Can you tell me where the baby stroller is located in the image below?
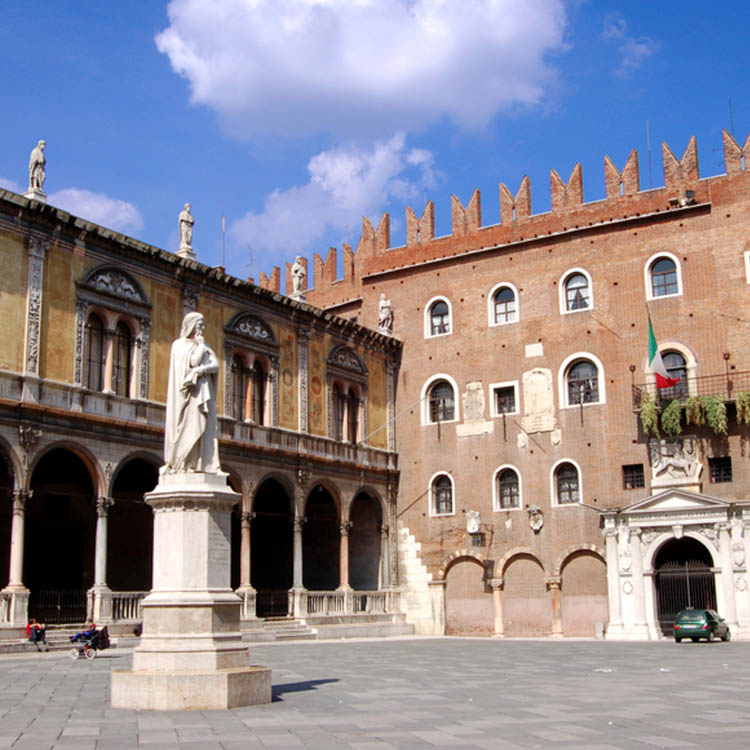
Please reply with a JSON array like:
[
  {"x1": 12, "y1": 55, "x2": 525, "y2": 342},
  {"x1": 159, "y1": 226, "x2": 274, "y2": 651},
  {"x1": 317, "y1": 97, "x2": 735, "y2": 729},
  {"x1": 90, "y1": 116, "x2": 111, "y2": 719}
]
[{"x1": 69, "y1": 625, "x2": 110, "y2": 660}]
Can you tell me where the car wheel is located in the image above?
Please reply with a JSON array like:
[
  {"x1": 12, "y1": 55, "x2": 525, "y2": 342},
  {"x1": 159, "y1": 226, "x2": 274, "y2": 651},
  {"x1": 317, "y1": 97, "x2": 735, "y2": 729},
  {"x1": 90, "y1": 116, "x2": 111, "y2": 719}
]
[
  {"x1": 691, "y1": 637, "x2": 699, "y2": 643},
  {"x1": 707, "y1": 630, "x2": 716, "y2": 642},
  {"x1": 675, "y1": 637, "x2": 682, "y2": 643},
  {"x1": 722, "y1": 629, "x2": 731, "y2": 642}
]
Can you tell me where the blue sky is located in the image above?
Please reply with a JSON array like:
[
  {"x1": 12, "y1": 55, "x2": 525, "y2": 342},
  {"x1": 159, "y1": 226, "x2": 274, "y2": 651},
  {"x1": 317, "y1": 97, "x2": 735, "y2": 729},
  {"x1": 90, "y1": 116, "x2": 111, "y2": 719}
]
[{"x1": 1, "y1": 1, "x2": 748, "y2": 283}]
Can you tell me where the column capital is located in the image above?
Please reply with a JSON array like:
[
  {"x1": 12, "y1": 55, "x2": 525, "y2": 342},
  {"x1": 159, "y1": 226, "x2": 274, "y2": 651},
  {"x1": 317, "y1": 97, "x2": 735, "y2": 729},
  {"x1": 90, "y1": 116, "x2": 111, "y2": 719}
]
[
  {"x1": 97, "y1": 497, "x2": 114, "y2": 516},
  {"x1": 339, "y1": 521, "x2": 352, "y2": 535},
  {"x1": 12, "y1": 489, "x2": 31, "y2": 513},
  {"x1": 241, "y1": 511, "x2": 255, "y2": 525},
  {"x1": 489, "y1": 577, "x2": 504, "y2": 590},
  {"x1": 545, "y1": 577, "x2": 561, "y2": 591},
  {"x1": 379, "y1": 525, "x2": 389, "y2": 537},
  {"x1": 293, "y1": 516, "x2": 305, "y2": 532}
]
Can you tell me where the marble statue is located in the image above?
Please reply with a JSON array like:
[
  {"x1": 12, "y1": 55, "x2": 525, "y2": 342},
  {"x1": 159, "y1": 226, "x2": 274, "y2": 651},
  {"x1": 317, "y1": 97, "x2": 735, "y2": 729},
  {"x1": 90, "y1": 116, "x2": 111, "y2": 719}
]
[
  {"x1": 28, "y1": 140, "x2": 46, "y2": 191},
  {"x1": 178, "y1": 203, "x2": 194, "y2": 254},
  {"x1": 291, "y1": 256, "x2": 306, "y2": 297},
  {"x1": 163, "y1": 312, "x2": 220, "y2": 474},
  {"x1": 378, "y1": 293, "x2": 393, "y2": 334}
]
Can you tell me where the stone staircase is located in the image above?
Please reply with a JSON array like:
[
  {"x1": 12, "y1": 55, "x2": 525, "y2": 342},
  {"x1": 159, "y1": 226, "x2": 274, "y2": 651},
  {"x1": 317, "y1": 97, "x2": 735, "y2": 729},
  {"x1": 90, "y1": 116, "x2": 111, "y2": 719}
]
[
  {"x1": 0, "y1": 625, "x2": 91, "y2": 654},
  {"x1": 242, "y1": 618, "x2": 318, "y2": 642}
]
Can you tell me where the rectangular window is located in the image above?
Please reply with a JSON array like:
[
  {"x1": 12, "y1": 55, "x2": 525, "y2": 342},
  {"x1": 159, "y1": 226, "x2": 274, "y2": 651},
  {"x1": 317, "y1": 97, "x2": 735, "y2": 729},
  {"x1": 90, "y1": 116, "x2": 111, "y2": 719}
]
[
  {"x1": 709, "y1": 457, "x2": 732, "y2": 483},
  {"x1": 490, "y1": 382, "x2": 519, "y2": 416},
  {"x1": 622, "y1": 464, "x2": 645, "y2": 490}
]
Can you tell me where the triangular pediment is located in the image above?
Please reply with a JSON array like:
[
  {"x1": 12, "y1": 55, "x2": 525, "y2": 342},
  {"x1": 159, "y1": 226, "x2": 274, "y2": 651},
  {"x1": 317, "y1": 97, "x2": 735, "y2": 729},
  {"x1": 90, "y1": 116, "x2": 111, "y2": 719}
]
[{"x1": 622, "y1": 489, "x2": 732, "y2": 516}]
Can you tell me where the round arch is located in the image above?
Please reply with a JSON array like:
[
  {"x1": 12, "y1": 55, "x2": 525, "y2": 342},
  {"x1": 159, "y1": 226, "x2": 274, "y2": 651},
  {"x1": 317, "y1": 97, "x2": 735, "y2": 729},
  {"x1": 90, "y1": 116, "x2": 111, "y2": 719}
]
[
  {"x1": 424, "y1": 295, "x2": 453, "y2": 338},
  {"x1": 487, "y1": 281, "x2": 520, "y2": 327},
  {"x1": 558, "y1": 267, "x2": 594, "y2": 314},
  {"x1": 303, "y1": 484, "x2": 340, "y2": 591},
  {"x1": 553, "y1": 544, "x2": 606, "y2": 577},
  {"x1": 557, "y1": 351, "x2": 606, "y2": 408},
  {"x1": 348, "y1": 491, "x2": 383, "y2": 590},
  {"x1": 26, "y1": 441, "x2": 104, "y2": 496},
  {"x1": 443, "y1": 554, "x2": 494, "y2": 635},
  {"x1": 644, "y1": 251, "x2": 683, "y2": 300},
  {"x1": 420, "y1": 373, "x2": 460, "y2": 425}
]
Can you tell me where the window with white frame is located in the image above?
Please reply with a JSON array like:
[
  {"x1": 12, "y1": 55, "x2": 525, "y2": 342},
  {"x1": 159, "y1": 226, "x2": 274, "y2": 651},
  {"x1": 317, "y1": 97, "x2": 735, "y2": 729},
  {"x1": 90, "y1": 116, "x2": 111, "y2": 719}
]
[
  {"x1": 425, "y1": 297, "x2": 452, "y2": 338},
  {"x1": 561, "y1": 270, "x2": 592, "y2": 313},
  {"x1": 494, "y1": 467, "x2": 521, "y2": 510},
  {"x1": 76, "y1": 266, "x2": 150, "y2": 398},
  {"x1": 553, "y1": 461, "x2": 581, "y2": 505},
  {"x1": 431, "y1": 473, "x2": 454, "y2": 515},
  {"x1": 428, "y1": 380, "x2": 455, "y2": 422},
  {"x1": 559, "y1": 352, "x2": 605, "y2": 408},
  {"x1": 645, "y1": 253, "x2": 682, "y2": 299},
  {"x1": 488, "y1": 283, "x2": 518, "y2": 326},
  {"x1": 490, "y1": 381, "x2": 519, "y2": 416}
]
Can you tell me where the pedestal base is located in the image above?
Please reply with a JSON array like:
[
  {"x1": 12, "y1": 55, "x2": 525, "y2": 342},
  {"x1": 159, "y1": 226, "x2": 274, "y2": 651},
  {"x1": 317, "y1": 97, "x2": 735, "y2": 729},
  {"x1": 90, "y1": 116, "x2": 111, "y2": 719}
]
[
  {"x1": 24, "y1": 188, "x2": 47, "y2": 203},
  {"x1": 111, "y1": 666, "x2": 271, "y2": 710}
]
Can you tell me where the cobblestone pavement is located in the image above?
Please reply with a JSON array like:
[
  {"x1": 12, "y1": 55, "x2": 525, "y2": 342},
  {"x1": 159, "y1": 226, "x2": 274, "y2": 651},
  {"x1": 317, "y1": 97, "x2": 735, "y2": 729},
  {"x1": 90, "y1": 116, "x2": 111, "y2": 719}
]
[{"x1": 0, "y1": 636, "x2": 747, "y2": 749}]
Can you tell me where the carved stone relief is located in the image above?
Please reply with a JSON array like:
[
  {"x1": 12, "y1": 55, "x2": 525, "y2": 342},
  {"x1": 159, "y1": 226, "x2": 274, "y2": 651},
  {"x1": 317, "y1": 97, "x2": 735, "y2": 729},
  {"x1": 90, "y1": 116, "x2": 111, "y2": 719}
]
[
  {"x1": 521, "y1": 368, "x2": 556, "y2": 434},
  {"x1": 649, "y1": 437, "x2": 702, "y2": 490},
  {"x1": 457, "y1": 381, "x2": 493, "y2": 437},
  {"x1": 24, "y1": 237, "x2": 48, "y2": 376}
]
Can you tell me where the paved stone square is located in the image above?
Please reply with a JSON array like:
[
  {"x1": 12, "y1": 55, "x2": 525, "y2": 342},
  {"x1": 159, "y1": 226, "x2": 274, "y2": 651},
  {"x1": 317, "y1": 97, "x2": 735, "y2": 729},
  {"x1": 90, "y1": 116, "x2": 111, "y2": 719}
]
[{"x1": 0, "y1": 636, "x2": 747, "y2": 749}]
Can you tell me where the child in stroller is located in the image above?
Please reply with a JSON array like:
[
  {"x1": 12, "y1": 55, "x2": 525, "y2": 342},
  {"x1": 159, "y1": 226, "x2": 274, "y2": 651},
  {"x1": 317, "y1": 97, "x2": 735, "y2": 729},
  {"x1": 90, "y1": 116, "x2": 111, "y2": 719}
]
[{"x1": 69, "y1": 624, "x2": 110, "y2": 660}]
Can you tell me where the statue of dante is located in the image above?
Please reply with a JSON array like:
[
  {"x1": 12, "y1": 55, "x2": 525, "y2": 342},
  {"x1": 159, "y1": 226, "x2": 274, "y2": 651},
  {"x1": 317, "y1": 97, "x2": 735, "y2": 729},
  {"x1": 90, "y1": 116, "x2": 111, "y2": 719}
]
[
  {"x1": 28, "y1": 140, "x2": 46, "y2": 191},
  {"x1": 291, "y1": 256, "x2": 306, "y2": 295},
  {"x1": 179, "y1": 203, "x2": 194, "y2": 251},
  {"x1": 163, "y1": 312, "x2": 220, "y2": 474}
]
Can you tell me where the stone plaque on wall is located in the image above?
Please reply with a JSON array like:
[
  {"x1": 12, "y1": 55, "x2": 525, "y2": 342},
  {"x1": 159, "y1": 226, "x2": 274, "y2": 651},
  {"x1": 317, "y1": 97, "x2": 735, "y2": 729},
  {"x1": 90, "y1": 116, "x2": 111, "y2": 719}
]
[
  {"x1": 457, "y1": 381, "x2": 493, "y2": 437},
  {"x1": 521, "y1": 368, "x2": 556, "y2": 433},
  {"x1": 649, "y1": 437, "x2": 702, "y2": 491}
]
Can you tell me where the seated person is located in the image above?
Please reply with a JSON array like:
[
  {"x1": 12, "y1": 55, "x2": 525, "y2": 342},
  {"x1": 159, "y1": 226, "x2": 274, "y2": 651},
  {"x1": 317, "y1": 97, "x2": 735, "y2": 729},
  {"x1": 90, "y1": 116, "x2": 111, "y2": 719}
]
[{"x1": 27, "y1": 619, "x2": 49, "y2": 652}]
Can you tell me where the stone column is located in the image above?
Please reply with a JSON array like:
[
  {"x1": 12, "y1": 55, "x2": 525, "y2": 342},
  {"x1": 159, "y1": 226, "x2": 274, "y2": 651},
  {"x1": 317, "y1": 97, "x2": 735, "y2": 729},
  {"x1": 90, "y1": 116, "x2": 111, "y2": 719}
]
[
  {"x1": 717, "y1": 522, "x2": 738, "y2": 626},
  {"x1": 236, "y1": 512, "x2": 256, "y2": 619},
  {"x1": 111, "y1": 472, "x2": 271, "y2": 710},
  {"x1": 1, "y1": 490, "x2": 31, "y2": 626},
  {"x1": 102, "y1": 330, "x2": 115, "y2": 393},
  {"x1": 629, "y1": 527, "x2": 648, "y2": 636},
  {"x1": 90, "y1": 497, "x2": 113, "y2": 623},
  {"x1": 490, "y1": 578, "x2": 505, "y2": 637},
  {"x1": 338, "y1": 522, "x2": 351, "y2": 591},
  {"x1": 546, "y1": 577, "x2": 563, "y2": 636},
  {"x1": 269, "y1": 354, "x2": 279, "y2": 427},
  {"x1": 603, "y1": 525, "x2": 623, "y2": 637},
  {"x1": 380, "y1": 525, "x2": 390, "y2": 588},
  {"x1": 290, "y1": 515, "x2": 306, "y2": 618}
]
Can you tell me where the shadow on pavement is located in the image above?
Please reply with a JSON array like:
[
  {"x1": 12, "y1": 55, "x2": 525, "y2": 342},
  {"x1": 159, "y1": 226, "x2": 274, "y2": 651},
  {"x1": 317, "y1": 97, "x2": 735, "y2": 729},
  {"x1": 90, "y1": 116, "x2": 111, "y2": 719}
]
[{"x1": 272, "y1": 678, "x2": 339, "y2": 702}]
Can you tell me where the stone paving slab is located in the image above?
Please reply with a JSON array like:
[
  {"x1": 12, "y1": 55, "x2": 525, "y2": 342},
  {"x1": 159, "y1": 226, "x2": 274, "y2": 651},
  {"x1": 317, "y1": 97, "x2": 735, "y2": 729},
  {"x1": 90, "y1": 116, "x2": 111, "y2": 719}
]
[{"x1": 0, "y1": 637, "x2": 747, "y2": 748}]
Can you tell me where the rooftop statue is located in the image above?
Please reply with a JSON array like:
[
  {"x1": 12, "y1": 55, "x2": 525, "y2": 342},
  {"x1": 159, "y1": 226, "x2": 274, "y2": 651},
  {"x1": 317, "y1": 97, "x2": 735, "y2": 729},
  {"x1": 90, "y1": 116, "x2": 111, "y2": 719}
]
[
  {"x1": 178, "y1": 203, "x2": 195, "y2": 258},
  {"x1": 28, "y1": 140, "x2": 46, "y2": 191}
]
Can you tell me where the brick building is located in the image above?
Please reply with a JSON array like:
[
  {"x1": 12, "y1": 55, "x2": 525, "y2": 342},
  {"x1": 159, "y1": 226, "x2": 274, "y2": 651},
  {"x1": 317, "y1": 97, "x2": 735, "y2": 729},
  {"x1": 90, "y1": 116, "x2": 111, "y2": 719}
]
[{"x1": 260, "y1": 129, "x2": 750, "y2": 639}]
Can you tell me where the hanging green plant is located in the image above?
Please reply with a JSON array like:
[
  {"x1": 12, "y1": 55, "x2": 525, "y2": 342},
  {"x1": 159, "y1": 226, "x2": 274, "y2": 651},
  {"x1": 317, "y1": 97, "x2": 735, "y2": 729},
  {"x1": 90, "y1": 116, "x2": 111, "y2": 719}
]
[
  {"x1": 685, "y1": 396, "x2": 704, "y2": 426},
  {"x1": 661, "y1": 399, "x2": 682, "y2": 436},
  {"x1": 701, "y1": 394, "x2": 728, "y2": 435},
  {"x1": 640, "y1": 393, "x2": 660, "y2": 437},
  {"x1": 736, "y1": 390, "x2": 750, "y2": 425}
]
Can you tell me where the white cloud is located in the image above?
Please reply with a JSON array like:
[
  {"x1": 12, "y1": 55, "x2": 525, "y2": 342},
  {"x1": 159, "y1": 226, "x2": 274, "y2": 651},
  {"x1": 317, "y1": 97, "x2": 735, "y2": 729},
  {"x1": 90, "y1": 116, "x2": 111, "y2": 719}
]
[
  {"x1": 231, "y1": 133, "x2": 437, "y2": 257},
  {"x1": 48, "y1": 189, "x2": 144, "y2": 234},
  {"x1": 156, "y1": 0, "x2": 567, "y2": 139},
  {"x1": 0, "y1": 177, "x2": 23, "y2": 193},
  {"x1": 602, "y1": 17, "x2": 657, "y2": 77}
]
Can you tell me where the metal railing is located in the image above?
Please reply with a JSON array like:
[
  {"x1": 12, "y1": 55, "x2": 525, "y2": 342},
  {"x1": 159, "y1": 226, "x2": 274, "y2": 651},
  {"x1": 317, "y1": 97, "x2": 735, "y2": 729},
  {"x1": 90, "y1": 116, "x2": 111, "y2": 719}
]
[{"x1": 632, "y1": 369, "x2": 750, "y2": 410}]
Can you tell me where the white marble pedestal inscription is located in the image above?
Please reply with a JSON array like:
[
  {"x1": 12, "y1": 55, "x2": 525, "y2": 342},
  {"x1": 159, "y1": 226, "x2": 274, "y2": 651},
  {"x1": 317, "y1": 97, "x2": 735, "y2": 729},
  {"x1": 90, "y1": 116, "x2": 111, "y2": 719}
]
[{"x1": 110, "y1": 473, "x2": 271, "y2": 710}]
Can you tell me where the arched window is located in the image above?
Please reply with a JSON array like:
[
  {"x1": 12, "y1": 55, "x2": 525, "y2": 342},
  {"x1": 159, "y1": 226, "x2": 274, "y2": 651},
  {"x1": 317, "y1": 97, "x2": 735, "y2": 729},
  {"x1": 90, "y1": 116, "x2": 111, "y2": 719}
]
[
  {"x1": 566, "y1": 360, "x2": 599, "y2": 404},
  {"x1": 251, "y1": 362, "x2": 265, "y2": 425},
  {"x1": 332, "y1": 383, "x2": 345, "y2": 441},
  {"x1": 564, "y1": 273, "x2": 590, "y2": 311},
  {"x1": 428, "y1": 299, "x2": 451, "y2": 336},
  {"x1": 347, "y1": 387, "x2": 359, "y2": 443},
  {"x1": 112, "y1": 321, "x2": 132, "y2": 397},
  {"x1": 493, "y1": 287, "x2": 517, "y2": 324},
  {"x1": 432, "y1": 474, "x2": 453, "y2": 515},
  {"x1": 231, "y1": 354, "x2": 249, "y2": 421},
  {"x1": 555, "y1": 462, "x2": 580, "y2": 505},
  {"x1": 428, "y1": 380, "x2": 455, "y2": 422},
  {"x1": 496, "y1": 468, "x2": 520, "y2": 510},
  {"x1": 85, "y1": 313, "x2": 106, "y2": 391},
  {"x1": 650, "y1": 257, "x2": 678, "y2": 297},
  {"x1": 661, "y1": 351, "x2": 688, "y2": 399}
]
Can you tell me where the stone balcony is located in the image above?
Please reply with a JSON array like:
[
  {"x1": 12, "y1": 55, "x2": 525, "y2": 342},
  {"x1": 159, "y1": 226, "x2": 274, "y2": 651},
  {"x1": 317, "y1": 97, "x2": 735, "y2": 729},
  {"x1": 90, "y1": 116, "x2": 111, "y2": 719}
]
[{"x1": 0, "y1": 371, "x2": 397, "y2": 471}]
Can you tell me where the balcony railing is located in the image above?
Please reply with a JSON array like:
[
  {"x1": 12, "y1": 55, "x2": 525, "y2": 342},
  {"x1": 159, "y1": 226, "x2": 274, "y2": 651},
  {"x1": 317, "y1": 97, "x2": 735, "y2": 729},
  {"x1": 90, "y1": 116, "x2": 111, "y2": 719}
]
[
  {"x1": 1, "y1": 371, "x2": 396, "y2": 471},
  {"x1": 632, "y1": 370, "x2": 750, "y2": 410}
]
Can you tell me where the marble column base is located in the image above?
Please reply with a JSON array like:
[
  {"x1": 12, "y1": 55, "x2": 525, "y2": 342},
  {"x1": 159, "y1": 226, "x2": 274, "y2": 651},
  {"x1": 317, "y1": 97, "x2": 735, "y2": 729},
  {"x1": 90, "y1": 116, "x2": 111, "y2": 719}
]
[{"x1": 0, "y1": 585, "x2": 29, "y2": 626}]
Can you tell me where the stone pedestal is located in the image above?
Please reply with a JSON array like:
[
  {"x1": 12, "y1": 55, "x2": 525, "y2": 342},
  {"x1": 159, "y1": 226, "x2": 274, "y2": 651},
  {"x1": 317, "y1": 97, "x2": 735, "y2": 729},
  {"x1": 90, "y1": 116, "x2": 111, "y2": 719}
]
[
  {"x1": 23, "y1": 188, "x2": 47, "y2": 203},
  {"x1": 111, "y1": 472, "x2": 271, "y2": 710}
]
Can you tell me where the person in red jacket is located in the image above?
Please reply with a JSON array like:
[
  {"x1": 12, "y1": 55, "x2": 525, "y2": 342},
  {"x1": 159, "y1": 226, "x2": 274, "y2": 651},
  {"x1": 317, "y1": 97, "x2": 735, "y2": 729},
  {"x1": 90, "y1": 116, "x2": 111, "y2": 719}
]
[{"x1": 27, "y1": 619, "x2": 49, "y2": 652}]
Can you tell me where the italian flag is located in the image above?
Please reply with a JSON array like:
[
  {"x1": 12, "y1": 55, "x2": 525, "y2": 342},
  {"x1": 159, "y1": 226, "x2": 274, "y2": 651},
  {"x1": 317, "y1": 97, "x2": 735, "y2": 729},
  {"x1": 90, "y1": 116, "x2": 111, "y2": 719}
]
[{"x1": 648, "y1": 316, "x2": 679, "y2": 388}]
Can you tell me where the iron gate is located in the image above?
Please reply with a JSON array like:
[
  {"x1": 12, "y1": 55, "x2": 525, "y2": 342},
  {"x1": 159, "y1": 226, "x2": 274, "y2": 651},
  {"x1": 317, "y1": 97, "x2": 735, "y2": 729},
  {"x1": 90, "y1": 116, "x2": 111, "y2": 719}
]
[
  {"x1": 28, "y1": 589, "x2": 88, "y2": 625},
  {"x1": 256, "y1": 590, "x2": 290, "y2": 618},
  {"x1": 656, "y1": 561, "x2": 715, "y2": 635}
]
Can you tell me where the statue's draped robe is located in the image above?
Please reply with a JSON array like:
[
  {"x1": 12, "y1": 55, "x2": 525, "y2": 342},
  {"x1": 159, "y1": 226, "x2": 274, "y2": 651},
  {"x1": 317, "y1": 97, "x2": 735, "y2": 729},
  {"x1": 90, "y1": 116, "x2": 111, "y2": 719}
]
[{"x1": 164, "y1": 336, "x2": 220, "y2": 473}]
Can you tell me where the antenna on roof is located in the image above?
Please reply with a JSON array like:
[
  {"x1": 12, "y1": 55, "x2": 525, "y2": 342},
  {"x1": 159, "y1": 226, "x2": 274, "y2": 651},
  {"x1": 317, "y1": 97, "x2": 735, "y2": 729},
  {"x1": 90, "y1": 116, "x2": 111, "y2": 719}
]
[
  {"x1": 221, "y1": 210, "x2": 226, "y2": 269},
  {"x1": 646, "y1": 120, "x2": 653, "y2": 190}
]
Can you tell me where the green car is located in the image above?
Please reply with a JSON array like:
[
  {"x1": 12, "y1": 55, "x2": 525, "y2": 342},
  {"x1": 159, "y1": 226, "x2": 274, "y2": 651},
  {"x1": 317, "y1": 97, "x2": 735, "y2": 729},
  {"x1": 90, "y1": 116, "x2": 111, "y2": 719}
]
[{"x1": 673, "y1": 608, "x2": 731, "y2": 643}]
